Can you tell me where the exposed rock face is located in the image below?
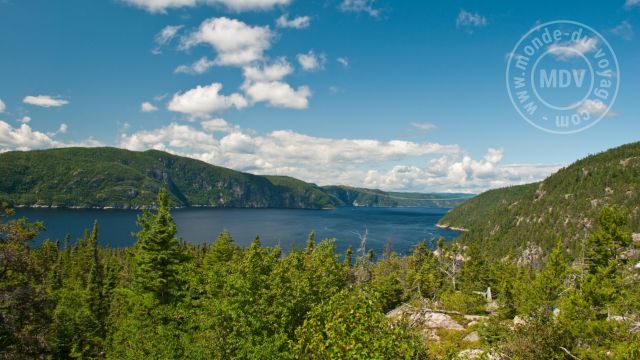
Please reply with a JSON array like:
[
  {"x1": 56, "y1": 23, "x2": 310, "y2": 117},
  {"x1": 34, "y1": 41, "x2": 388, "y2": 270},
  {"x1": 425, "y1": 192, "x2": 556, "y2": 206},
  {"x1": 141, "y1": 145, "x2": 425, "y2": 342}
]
[
  {"x1": 463, "y1": 331, "x2": 480, "y2": 342},
  {"x1": 457, "y1": 349, "x2": 485, "y2": 359},
  {"x1": 386, "y1": 304, "x2": 464, "y2": 330}
]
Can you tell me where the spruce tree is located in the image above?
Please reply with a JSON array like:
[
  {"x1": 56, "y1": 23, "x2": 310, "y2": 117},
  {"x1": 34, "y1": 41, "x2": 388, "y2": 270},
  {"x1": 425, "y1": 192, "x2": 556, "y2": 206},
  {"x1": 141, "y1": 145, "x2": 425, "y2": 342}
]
[{"x1": 133, "y1": 188, "x2": 184, "y2": 304}]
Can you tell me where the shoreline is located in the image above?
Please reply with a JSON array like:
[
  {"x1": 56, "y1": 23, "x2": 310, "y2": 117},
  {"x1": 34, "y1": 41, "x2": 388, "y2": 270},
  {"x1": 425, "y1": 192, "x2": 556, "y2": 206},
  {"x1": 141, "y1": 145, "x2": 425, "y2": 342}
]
[
  {"x1": 10, "y1": 204, "x2": 459, "y2": 211},
  {"x1": 435, "y1": 223, "x2": 469, "y2": 232}
]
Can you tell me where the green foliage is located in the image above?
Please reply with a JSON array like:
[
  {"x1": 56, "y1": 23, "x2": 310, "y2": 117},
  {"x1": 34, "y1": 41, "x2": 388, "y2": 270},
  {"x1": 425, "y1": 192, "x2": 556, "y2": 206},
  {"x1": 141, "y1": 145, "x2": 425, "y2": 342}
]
[
  {"x1": 293, "y1": 289, "x2": 422, "y2": 359},
  {"x1": 0, "y1": 147, "x2": 469, "y2": 209},
  {"x1": 2, "y1": 198, "x2": 639, "y2": 359},
  {"x1": 440, "y1": 141, "x2": 640, "y2": 257},
  {"x1": 132, "y1": 188, "x2": 186, "y2": 304}
]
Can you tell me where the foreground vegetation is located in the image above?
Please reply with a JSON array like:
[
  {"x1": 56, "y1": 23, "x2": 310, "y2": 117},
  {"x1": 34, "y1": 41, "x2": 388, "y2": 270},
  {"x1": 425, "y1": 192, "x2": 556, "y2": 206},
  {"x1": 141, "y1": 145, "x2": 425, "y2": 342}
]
[{"x1": 1, "y1": 189, "x2": 639, "y2": 359}]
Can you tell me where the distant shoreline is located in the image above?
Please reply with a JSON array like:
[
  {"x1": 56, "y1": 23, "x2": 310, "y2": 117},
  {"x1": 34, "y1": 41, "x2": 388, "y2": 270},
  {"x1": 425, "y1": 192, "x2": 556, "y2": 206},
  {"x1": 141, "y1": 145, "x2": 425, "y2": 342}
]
[
  {"x1": 11, "y1": 204, "x2": 460, "y2": 211},
  {"x1": 435, "y1": 223, "x2": 468, "y2": 232}
]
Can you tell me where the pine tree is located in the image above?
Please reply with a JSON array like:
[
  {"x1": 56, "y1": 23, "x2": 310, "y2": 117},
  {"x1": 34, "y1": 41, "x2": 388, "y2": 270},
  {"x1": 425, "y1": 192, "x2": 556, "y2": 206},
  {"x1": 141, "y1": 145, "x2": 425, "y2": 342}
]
[{"x1": 133, "y1": 188, "x2": 185, "y2": 304}]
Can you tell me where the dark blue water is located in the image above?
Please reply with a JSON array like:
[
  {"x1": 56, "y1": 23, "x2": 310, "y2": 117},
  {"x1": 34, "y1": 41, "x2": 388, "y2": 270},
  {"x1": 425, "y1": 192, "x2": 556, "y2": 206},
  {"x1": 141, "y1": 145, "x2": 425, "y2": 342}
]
[{"x1": 13, "y1": 207, "x2": 459, "y2": 256}]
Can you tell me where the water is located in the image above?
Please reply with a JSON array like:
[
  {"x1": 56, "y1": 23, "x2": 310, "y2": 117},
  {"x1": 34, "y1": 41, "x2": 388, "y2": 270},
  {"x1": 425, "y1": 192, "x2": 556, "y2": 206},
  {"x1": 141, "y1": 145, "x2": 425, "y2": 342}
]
[{"x1": 13, "y1": 207, "x2": 460, "y2": 256}]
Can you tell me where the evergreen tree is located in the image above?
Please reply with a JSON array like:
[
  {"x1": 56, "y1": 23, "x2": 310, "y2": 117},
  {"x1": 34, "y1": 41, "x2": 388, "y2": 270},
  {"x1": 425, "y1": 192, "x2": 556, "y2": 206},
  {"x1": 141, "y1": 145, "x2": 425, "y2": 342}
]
[{"x1": 133, "y1": 188, "x2": 185, "y2": 304}]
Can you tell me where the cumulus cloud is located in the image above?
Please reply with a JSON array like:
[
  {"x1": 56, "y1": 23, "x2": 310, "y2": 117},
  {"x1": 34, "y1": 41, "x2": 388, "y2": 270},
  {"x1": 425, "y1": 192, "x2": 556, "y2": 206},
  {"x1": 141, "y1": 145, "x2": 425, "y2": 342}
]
[
  {"x1": 0, "y1": 99, "x2": 5, "y2": 113},
  {"x1": 575, "y1": 99, "x2": 617, "y2": 118},
  {"x1": 47, "y1": 123, "x2": 68, "y2": 136},
  {"x1": 118, "y1": 121, "x2": 559, "y2": 193},
  {"x1": 456, "y1": 10, "x2": 487, "y2": 32},
  {"x1": 201, "y1": 118, "x2": 235, "y2": 133},
  {"x1": 18, "y1": 116, "x2": 31, "y2": 124},
  {"x1": 336, "y1": 57, "x2": 349, "y2": 68},
  {"x1": 141, "y1": 102, "x2": 159, "y2": 112},
  {"x1": 548, "y1": 37, "x2": 598, "y2": 60},
  {"x1": 339, "y1": 0, "x2": 379, "y2": 17},
  {"x1": 239, "y1": 58, "x2": 311, "y2": 109},
  {"x1": 297, "y1": 50, "x2": 326, "y2": 72},
  {"x1": 180, "y1": 17, "x2": 273, "y2": 66},
  {"x1": 276, "y1": 14, "x2": 310, "y2": 29},
  {"x1": 610, "y1": 21, "x2": 633, "y2": 40},
  {"x1": 0, "y1": 120, "x2": 100, "y2": 152},
  {"x1": 242, "y1": 58, "x2": 293, "y2": 82},
  {"x1": 167, "y1": 83, "x2": 248, "y2": 118},
  {"x1": 121, "y1": 0, "x2": 290, "y2": 13},
  {"x1": 242, "y1": 81, "x2": 311, "y2": 109},
  {"x1": 174, "y1": 57, "x2": 216, "y2": 74},
  {"x1": 23, "y1": 95, "x2": 69, "y2": 108}
]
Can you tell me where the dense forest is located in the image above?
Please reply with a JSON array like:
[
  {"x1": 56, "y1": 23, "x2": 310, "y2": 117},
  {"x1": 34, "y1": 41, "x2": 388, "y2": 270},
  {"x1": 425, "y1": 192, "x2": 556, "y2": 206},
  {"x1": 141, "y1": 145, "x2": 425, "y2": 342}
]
[
  {"x1": 439, "y1": 141, "x2": 640, "y2": 257},
  {"x1": 0, "y1": 148, "x2": 470, "y2": 210},
  {"x1": 2, "y1": 188, "x2": 639, "y2": 359}
]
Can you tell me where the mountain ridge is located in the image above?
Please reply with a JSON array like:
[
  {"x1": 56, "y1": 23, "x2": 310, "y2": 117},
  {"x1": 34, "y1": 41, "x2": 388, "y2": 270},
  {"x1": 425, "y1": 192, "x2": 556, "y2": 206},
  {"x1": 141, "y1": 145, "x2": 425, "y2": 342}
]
[
  {"x1": 0, "y1": 147, "x2": 472, "y2": 210},
  {"x1": 439, "y1": 141, "x2": 640, "y2": 256}
]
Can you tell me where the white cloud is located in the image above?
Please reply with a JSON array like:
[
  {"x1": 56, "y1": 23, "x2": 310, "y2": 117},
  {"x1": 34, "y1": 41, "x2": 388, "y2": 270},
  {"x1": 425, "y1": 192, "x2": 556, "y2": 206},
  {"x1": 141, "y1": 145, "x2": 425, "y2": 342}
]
[
  {"x1": 121, "y1": 0, "x2": 290, "y2": 13},
  {"x1": 297, "y1": 50, "x2": 326, "y2": 72},
  {"x1": 339, "y1": 0, "x2": 379, "y2": 17},
  {"x1": 456, "y1": 10, "x2": 487, "y2": 32},
  {"x1": 153, "y1": 25, "x2": 183, "y2": 54},
  {"x1": 47, "y1": 123, "x2": 68, "y2": 137},
  {"x1": 336, "y1": 57, "x2": 349, "y2": 68},
  {"x1": 174, "y1": 57, "x2": 216, "y2": 74},
  {"x1": 23, "y1": 95, "x2": 69, "y2": 108},
  {"x1": 208, "y1": 0, "x2": 290, "y2": 11},
  {"x1": 242, "y1": 81, "x2": 311, "y2": 109},
  {"x1": 575, "y1": 99, "x2": 617, "y2": 118},
  {"x1": 411, "y1": 122, "x2": 437, "y2": 132},
  {"x1": 276, "y1": 14, "x2": 310, "y2": 29},
  {"x1": 201, "y1": 118, "x2": 235, "y2": 133},
  {"x1": 118, "y1": 121, "x2": 558, "y2": 193},
  {"x1": 141, "y1": 102, "x2": 159, "y2": 112},
  {"x1": 242, "y1": 58, "x2": 293, "y2": 82},
  {"x1": 548, "y1": 37, "x2": 598, "y2": 60},
  {"x1": 119, "y1": 122, "x2": 218, "y2": 152},
  {"x1": 239, "y1": 58, "x2": 311, "y2": 109},
  {"x1": 610, "y1": 21, "x2": 633, "y2": 40},
  {"x1": 18, "y1": 116, "x2": 31, "y2": 124},
  {"x1": 180, "y1": 17, "x2": 273, "y2": 66},
  {"x1": 167, "y1": 83, "x2": 248, "y2": 118},
  {"x1": 0, "y1": 99, "x2": 5, "y2": 113},
  {"x1": 625, "y1": 0, "x2": 640, "y2": 9},
  {"x1": 0, "y1": 120, "x2": 100, "y2": 152}
]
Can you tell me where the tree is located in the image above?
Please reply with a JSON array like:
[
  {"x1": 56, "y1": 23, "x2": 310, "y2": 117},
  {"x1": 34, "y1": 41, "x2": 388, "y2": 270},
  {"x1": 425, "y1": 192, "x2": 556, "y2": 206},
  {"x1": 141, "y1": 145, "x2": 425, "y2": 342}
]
[
  {"x1": 293, "y1": 289, "x2": 422, "y2": 359},
  {"x1": 133, "y1": 188, "x2": 185, "y2": 304},
  {"x1": 0, "y1": 203, "x2": 49, "y2": 357}
]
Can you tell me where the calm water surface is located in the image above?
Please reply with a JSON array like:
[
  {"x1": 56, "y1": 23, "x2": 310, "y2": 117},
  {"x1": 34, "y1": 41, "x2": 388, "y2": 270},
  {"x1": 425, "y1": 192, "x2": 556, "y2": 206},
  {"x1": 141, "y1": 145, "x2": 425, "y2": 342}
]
[{"x1": 14, "y1": 207, "x2": 460, "y2": 255}]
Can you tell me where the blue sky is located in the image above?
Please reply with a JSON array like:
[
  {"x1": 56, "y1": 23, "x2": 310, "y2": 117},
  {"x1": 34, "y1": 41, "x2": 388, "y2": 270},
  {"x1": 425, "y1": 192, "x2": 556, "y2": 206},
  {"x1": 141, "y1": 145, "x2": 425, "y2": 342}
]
[{"x1": 1, "y1": 0, "x2": 639, "y2": 192}]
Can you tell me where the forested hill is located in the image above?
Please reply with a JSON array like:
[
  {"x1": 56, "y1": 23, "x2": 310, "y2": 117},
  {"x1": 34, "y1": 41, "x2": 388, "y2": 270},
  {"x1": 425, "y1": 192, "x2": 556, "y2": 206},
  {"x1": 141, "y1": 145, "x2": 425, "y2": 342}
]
[
  {"x1": 439, "y1": 141, "x2": 640, "y2": 256},
  {"x1": 0, "y1": 147, "x2": 471, "y2": 209}
]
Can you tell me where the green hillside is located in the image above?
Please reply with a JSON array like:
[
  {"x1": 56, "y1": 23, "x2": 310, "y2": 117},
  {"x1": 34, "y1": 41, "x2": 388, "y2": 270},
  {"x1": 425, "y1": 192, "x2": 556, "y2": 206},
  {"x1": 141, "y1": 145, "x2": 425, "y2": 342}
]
[
  {"x1": 0, "y1": 147, "x2": 468, "y2": 209},
  {"x1": 439, "y1": 141, "x2": 640, "y2": 256},
  {"x1": 322, "y1": 185, "x2": 473, "y2": 208}
]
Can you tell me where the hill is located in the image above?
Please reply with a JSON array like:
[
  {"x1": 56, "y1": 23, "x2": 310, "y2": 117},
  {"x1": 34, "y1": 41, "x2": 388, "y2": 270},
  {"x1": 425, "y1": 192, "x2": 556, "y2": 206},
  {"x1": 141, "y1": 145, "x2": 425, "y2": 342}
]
[
  {"x1": 322, "y1": 185, "x2": 472, "y2": 208},
  {"x1": 0, "y1": 147, "x2": 470, "y2": 209},
  {"x1": 439, "y1": 141, "x2": 640, "y2": 256}
]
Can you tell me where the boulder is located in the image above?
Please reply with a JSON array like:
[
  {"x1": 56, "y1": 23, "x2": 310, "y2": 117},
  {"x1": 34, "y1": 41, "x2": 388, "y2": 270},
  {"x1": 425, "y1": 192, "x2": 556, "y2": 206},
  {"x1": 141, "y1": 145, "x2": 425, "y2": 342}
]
[
  {"x1": 513, "y1": 315, "x2": 526, "y2": 326},
  {"x1": 463, "y1": 331, "x2": 480, "y2": 342},
  {"x1": 387, "y1": 304, "x2": 464, "y2": 330},
  {"x1": 457, "y1": 349, "x2": 484, "y2": 359}
]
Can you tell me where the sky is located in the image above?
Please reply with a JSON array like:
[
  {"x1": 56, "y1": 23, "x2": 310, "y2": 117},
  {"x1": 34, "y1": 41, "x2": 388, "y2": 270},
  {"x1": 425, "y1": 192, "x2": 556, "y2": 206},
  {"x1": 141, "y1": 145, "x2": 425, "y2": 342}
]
[{"x1": 1, "y1": 0, "x2": 639, "y2": 193}]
